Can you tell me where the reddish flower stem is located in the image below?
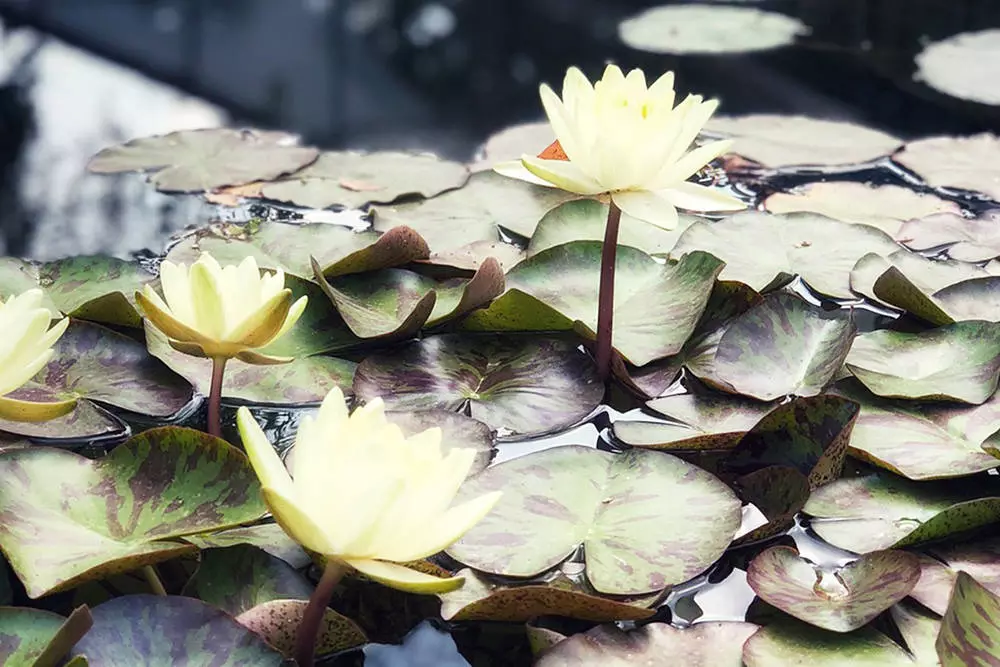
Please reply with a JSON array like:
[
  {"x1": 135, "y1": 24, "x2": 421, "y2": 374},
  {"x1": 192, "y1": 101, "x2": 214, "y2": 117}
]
[
  {"x1": 595, "y1": 201, "x2": 622, "y2": 383},
  {"x1": 208, "y1": 357, "x2": 227, "y2": 439},
  {"x1": 295, "y1": 559, "x2": 347, "y2": 667}
]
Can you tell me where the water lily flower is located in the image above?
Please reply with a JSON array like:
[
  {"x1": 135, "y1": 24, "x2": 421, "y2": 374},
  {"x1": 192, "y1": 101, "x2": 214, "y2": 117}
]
[
  {"x1": 237, "y1": 387, "x2": 501, "y2": 594},
  {"x1": 136, "y1": 252, "x2": 307, "y2": 364},
  {"x1": 495, "y1": 64, "x2": 746, "y2": 229},
  {"x1": 0, "y1": 289, "x2": 76, "y2": 422}
]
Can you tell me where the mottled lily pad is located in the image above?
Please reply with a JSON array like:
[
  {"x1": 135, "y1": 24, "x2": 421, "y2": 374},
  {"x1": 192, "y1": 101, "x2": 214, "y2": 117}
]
[
  {"x1": 897, "y1": 210, "x2": 1000, "y2": 262},
  {"x1": 895, "y1": 134, "x2": 1000, "y2": 201},
  {"x1": 146, "y1": 323, "x2": 356, "y2": 405},
  {"x1": 910, "y1": 538, "x2": 1000, "y2": 615},
  {"x1": 0, "y1": 399, "x2": 127, "y2": 442},
  {"x1": 846, "y1": 321, "x2": 1000, "y2": 404},
  {"x1": 916, "y1": 30, "x2": 1000, "y2": 105},
  {"x1": 447, "y1": 445, "x2": 742, "y2": 595},
  {"x1": 805, "y1": 473, "x2": 1000, "y2": 553},
  {"x1": 937, "y1": 572, "x2": 1000, "y2": 666},
  {"x1": 67, "y1": 594, "x2": 286, "y2": 664},
  {"x1": 0, "y1": 427, "x2": 266, "y2": 597},
  {"x1": 184, "y1": 522, "x2": 309, "y2": 569},
  {"x1": 353, "y1": 335, "x2": 602, "y2": 438},
  {"x1": 256, "y1": 276, "x2": 361, "y2": 358},
  {"x1": 536, "y1": 621, "x2": 758, "y2": 666},
  {"x1": 437, "y1": 569, "x2": 656, "y2": 623},
  {"x1": 259, "y1": 150, "x2": 468, "y2": 209},
  {"x1": 747, "y1": 546, "x2": 920, "y2": 632},
  {"x1": 88, "y1": 128, "x2": 319, "y2": 192},
  {"x1": 0, "y1": 606, "x2": 92, "y2": 666},
  {"x1": 671, "y1": 212, "x2": 900, "y2": 298},
  {"x1": 850, "y1": 250, "x2": 992, "y2": 306}
]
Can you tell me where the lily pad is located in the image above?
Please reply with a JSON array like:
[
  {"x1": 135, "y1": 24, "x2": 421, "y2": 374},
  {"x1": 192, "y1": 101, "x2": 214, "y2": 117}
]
[
  {"x1": 259, "y1": 150, "x2": 469, "y2": 209},
  {"x1": 447, "y1": 445, "x2": 742, "y2": 595},
  {"x1": 437, "y1": 569, "x2": 656, "y2": 623},
  {"x1": 910, "y1": 538, "x2": 1000, "y2": 615},
  {"x1": 68, "y1": 594, "x2": 285, "y2": 665},
  {"x1": 930, "y1": 277, "x2": 1000, "y2": 323},
  {"x1": 0, "y1": 399, "x2": 127, "y2": 442},
  {"x1": 831, "y1": 380, "x2": 1000, "y2": 480},
  {"x1": 710, "y1": 293, "x2": 855, "y2": 401},
  {"x1": 88, "y1": 128, "x2": 319, "y2": 192},
  {"x1": 353, "y1": 334, "x2": 602, "y2": 438},
  {"x1": 257, "y1": 276, "x2": 361, "y2": 358},
  {"x1": 897, "y1": 210, "x2": 1000, "y2": 262},
  {"x1": 747, "y1": 546, "x2": 920, "y2": 632},
  {"x1": 846, "y1": 321, "x2": 1000, "y2": 404},
  {"x1": 764, "y1": 182, "x2": 960, "y2": 237},
  {"x1": 937, "y1": 572, "x2": 1000, "y2": 666},
  {"x1": 915, "y1": 30, "x2": 1000, "y2": 105},
  {"x1": 618, "y1": 5, "x2": 809, "y2": 54},
  {"x1": 146, "y1": 323, "x2": 356, "y2": 405},
  {"x1": 471, "y1": 121, "x2": 553, "y2": 171},
  {"x1": 0, "y1": 426, "x2": 266, "y2": 597},
  {"x1": 805, "y1": 473, "x2": 1000, "y2": 553},
  {"x1": 850, "y1": 250, "x2": 992, "y2": 305},
  {"x1": 528, "y1": 199, "x2": 699, "y2": 257},
  {"x1": 536, "y1": 621, "x2": 758, "y2": 666},
  {"x1": 0, "y1": 606, "x2": 92, "y2": 666},
  {"x1": 703, "y1": 115, "x2": 902, "y2": 168},
  {"x1": 184, "y1": 522, "x2": 310, "y2": 569},
  {"x1": 895, "y1": 134, "x2": 1000, "y2": 201},
  {"x1": 671, "y1": 211, "x2": 900, "y2": 298}
]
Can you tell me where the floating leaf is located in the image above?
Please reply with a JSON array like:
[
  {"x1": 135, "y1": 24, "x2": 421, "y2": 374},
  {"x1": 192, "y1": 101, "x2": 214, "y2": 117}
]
[
  {"x1": 471, "y1": 122, "x2": 553, "y2": 171},
  {"x1": 747, "y1": 546, "x2": 920, "y2": 632},
  {"x1": 897, "y1": 210, "x2": 1000, "y2": 262},
  {"x1": 704, "y1": 115, "x2": 902, "y2": 168},
  {"x1": 895, "y1": 134, "x2": 1000, "y2": 201},
  {"x1": 710, "y1": 294, "x2": 855, "y2": 401},
  {"x1": 256, "y1": 277, "x2": 361, "y2": 358},
  {"x1": 931, "y1": 277, "x2": 1000, "y2": 322},
  {"x1": 259, "y1": 150, "x2": 469, "y2": 209},
  {"x1": 447, "y1": 445, "x2": 742, "y2": 595},
  {"x1": 618, "y1": 5, "x2": 808, "y2": 54},
  {"x1": 0, "y1": 399, "x2": 126, "y2": 442},
  {"x1": 0, "y1": 427, "x2": 266, "y2": 597},
  {"x1": 850, "y1": 250, "x2": 992, "y2": 305},
  {"x1": 915, "y1": 30, "x2": 1000, "y2": 105},
  {"x1": 437, "y1": 569, "x2": 656, "y2": 623},
  {"x1": 732, "y1": 466, "x2": 812, "y2": 546},
  {"x1": 805, "y1": 473, "x2": 1000, "y2": 553},
  {"x1": 88, "y1": 128, "x2": 319, "y2": 192},
  {"x1": 353, "y1": 335, "x2": 602, "y2": 438},
  {"x1": 937, "y1": 572, "x2": 1000, "y2": 667},
  {"x1": 237, "y1": 600, "x2": 366, "y2": 660},
  {"x1": 536, "y1": 621, "x2": 758, "y2": 666},
  {"x1": 0, "y1": 606, "x2": 92, "y2": 666},
  {"x1": 764, "y1": 182, "x2": 959, "y2": 237},
  {"x1": 671, "y1": 212, "x2": 900, "y2": 298},
  {"x1": 910, "y1": 538, "x2": 1000, "y2": 615},
  {"x1": 67, "y1": 594, "x2": 285, "y2": 664},
  {"x1": 146, "y1": 323, "x2": 355, "y2": 405},
  {"x1": 846, "y1": 321, "x2": 1000, "y2": 404},
  {"x1": 184, "y1": 523, "x2": 310, "y2": 569}
]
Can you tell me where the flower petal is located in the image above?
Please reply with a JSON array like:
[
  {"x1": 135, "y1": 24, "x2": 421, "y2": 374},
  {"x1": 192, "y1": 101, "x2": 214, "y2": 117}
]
[
  {"x1": 269, "y1": 295, "x2": 308, "y2": 345},
  {"x1": 0, "y1": 394, "x2": 77, "y2": 422},
  {"x1": 236, "y1": 406, "x2": 295, "y2": 495},
  {"x1": 612, "y1": 190, "x2": 680, "y2": 230},
  {"x1": 655, "y1": 139, "x2": 733, "y2": 187},
  {"x1": 660, "y1": 181, "x2": 747, "y2": 213},
  {"x1": 137, "y1": 287, "x2": 216, "y2": 349},
  {"x1": 225, "y1": 289, "x2": 293, "y2": 348},
  {"x1": 521, "y1": 155, "x2": 606, "y2": 195},
  {"x1": 380, "y1": 490, "x2": 503, "y2": 562},
  {"x1": 262, "y1": 486, "x2": 340, "y2": 556},
  {"x1": 540, "y1": 84, "x2": 586, "y2": 170},
  {"x1": 234, "y1": 349, "x2": 293, "y2": 365},
  {"x1": 345, "y1": 558, "x2": 466, "y2": 594},
  {"x1": 189, "y1": 259, "x2": 227, "y2": 339},
  {"x1": 493, "y1": 160, "x2": 558, "y2": 188}
]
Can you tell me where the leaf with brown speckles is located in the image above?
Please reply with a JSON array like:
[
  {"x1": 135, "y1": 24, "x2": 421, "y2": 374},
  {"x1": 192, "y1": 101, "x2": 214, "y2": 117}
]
[{"x1": 936, "y1": 572, "x2": 1000, "y2": 666}]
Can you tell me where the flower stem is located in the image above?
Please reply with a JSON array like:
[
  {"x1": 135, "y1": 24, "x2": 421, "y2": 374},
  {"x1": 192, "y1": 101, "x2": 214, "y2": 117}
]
[
  {"x1": 142, "y1": 565, "x2": 167, "y2": 596},
  {"x1": 208, "y1": 356, "x2": 227, "y2": 439},
  {"x1": 296, "y1": 559, "x2": 348, "y2": 667},
  {"x1": 596, "y1": 201, "x2": 623, "y2": 383}
]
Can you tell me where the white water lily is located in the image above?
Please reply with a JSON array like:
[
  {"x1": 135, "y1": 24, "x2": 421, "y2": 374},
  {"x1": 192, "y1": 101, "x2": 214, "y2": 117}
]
[
  {"x1": 495, "y1": 64, "x2": 746, "y2": 229},
  {"x1": 137, "y1": 252, "x2": 307, "y2": 363},
  {"x1": 0, "y1": 289, "x2": 76, "y2": 422},
  {"x1": 237, "y1": 387, "x2": 501, "y2": 594}
]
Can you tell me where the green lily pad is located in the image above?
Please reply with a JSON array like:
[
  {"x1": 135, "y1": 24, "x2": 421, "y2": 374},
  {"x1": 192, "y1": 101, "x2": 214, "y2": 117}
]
[
  {"x1": 184, "y1": 523, "x2": 310, "y2": 569},
  {"x1": 257, "y1": 276, "x2": 361, "y2": 358},
  {"x1": 804, "y1": 473, "x2": 1000, "y2": 553},
  {"x1": 932, "y1": 277, "x2": 1000, "y2": 322},
  {"x1": 259, "y1": 150, "x2": 469, "y2": 209},
  {"x1": 0, "y1": 606, "x2": 93, "y2": 666},
  {"x1": 469, "y1": 241, "x2": 723, "y2": 365},
  {"x1": 0, "y1": 426, "x2": 266, "y2": 597},
  {"x1": 88, "y1": 128, "x2": 319, "y2": 192},
  {"x1": 165, "y1": 219, "x2": 429, "y2": 280},
  {"x1": 851, "y1": 250, "x2": 993, "y2": 305},
  {"x1": 910, "y1": 538, "x2": 1000, "y2": 615},
  {"x1": 747, "y1": 546, "x2": 920, "y2": 632},
  {"x1": 832, "y1": 380, "x2": 1000, "y2": 480},
  {"x1": 0, "y1": 256, "x2": 154, "y2": 328},
  {"x1": 536, "y1": 621, "x2": 759, "y2": 666},
  {"x1": 146, "y1": 323, "x2": 356, "y2": 405},
  {"x1": 732, "y1": 466, "x2": 813, "y2": 546},
  {"x1": 0, "y1": 395, "x2": 127, "y2": 442},
  {"x1": 846, "y1": 321, "x2": 1000, "y2": 404},
  {"x1": 67, "y1": 594, "x2": 286, "y2": 665},
  {"x1": 898, "y1": 210, "x2": 1000, "y2": 262},
  {"x1": 527, "y1": 199, "x2": 700, "y2": 257},
  {"x1": 352, "y1": 335, "x2": 603, "y2": 438},
  {"x1": 671, "y1": 211, "x2": 900, "y2": 298},
  {"x1": 447, "y1": 445, "x2": 742, "y2": 595},
  {"x1": 437, "y1": 569, "x2": 656, "y2": 623},
  {"x1": 937, "y1": 572, "x2": 1000, "y2": 666}
]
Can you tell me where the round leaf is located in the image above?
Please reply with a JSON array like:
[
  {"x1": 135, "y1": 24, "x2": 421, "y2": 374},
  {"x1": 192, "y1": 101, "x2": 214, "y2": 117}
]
[
  {"x1": 236, "y1": 600, "x2": 366, "y2": 660},
  {"x1": 915, "y1": 30, "x2": 1000, "y2": 105},
  {"x1": 0, "y1": 607, "x2": 72, "y2": 665},
  {"x1": 895, "y1": 134, "x2": 1000, "y2": 201},
  {"x1": 910, "y1": 538, "x2": 1000, "y2": 615},
  {"x1": 183, "y1": 523, "x2": 309, "y2": 569},
  {"x1": 470, "y1": 121, "x2": 553, "y2": 171},
  {"x1": 850, "y1": 249, "x2": 994, "y2": 305},
  {"x1": 898, "y1": 210, "x2": 1000, "y2": 262}
]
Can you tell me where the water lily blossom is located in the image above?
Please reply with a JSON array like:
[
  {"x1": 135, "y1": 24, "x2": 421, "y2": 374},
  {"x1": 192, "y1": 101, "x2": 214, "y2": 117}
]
[
  {"x1": 0, "y1": 289, "x2": 76, "y2": 422},
  {"x1": 237, "y1": 387, "x2": 501, "y2": 594},
  {"x1": 137, "y1": 252, "x2": 307, "y2": 364},
  {"x1": 495, "y1": 64, "x2": 746, "y2": 229}
]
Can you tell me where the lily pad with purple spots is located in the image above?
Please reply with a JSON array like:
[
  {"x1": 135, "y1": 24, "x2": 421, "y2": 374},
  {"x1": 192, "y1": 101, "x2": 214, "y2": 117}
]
[
  {"x1": 183, "y1": 522, "x2": 309, "y2": 569},
  {"x1": 67, "y1": 594, "x2": 286, "y2": 665},
  {"x1": 353, "y1": 334, "x2": 602, "y2": 438},
  {"x1": 0, "y1": 397, "x2": 128, "y2": 442},
  {"x1": 447, "y1": 445, "x2": 742, "y2": 595},
  {"x1": 0, "y1": 605, "x2": 92, "y2": 666},
  {"x1": 0, "y1": 426, "x2": 266, "y2": 597},
  {"x1": 910, "y1": 538, "x2": 1000, "y2": 615},
  {"x1": 936, "y1": 572, "x2": 1000, "y2": 667},
  {"x1": 846, "y1": 321, "x2": 1000, "y2": 404},
  {"x1": 804, "y1": 473, "x2": 1000, "y2": 553},
  {"x1": 747, "y1": 546, "x2": 920, "y2": 632}
]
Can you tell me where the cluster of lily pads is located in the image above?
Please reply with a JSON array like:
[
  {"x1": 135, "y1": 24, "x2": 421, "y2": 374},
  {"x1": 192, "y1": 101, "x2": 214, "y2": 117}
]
[{"x1": 2, "y1": 82, "x2": 1000, "y2": 666}]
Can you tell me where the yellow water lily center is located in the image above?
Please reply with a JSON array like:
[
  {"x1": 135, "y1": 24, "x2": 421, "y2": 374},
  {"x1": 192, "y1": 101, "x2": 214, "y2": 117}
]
[
  {"x1": 137, "y1": 252, "x2": 307, "y2": 364},
  {"x1": 495, "y1": 64, "x2": 746, "y2": 229},
  {"x1": 0, "y1": 289, "x2": 77, "y2": 422},
  {"x1": 237, "y1": 387, "x2": 502, "y2": 594}
]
